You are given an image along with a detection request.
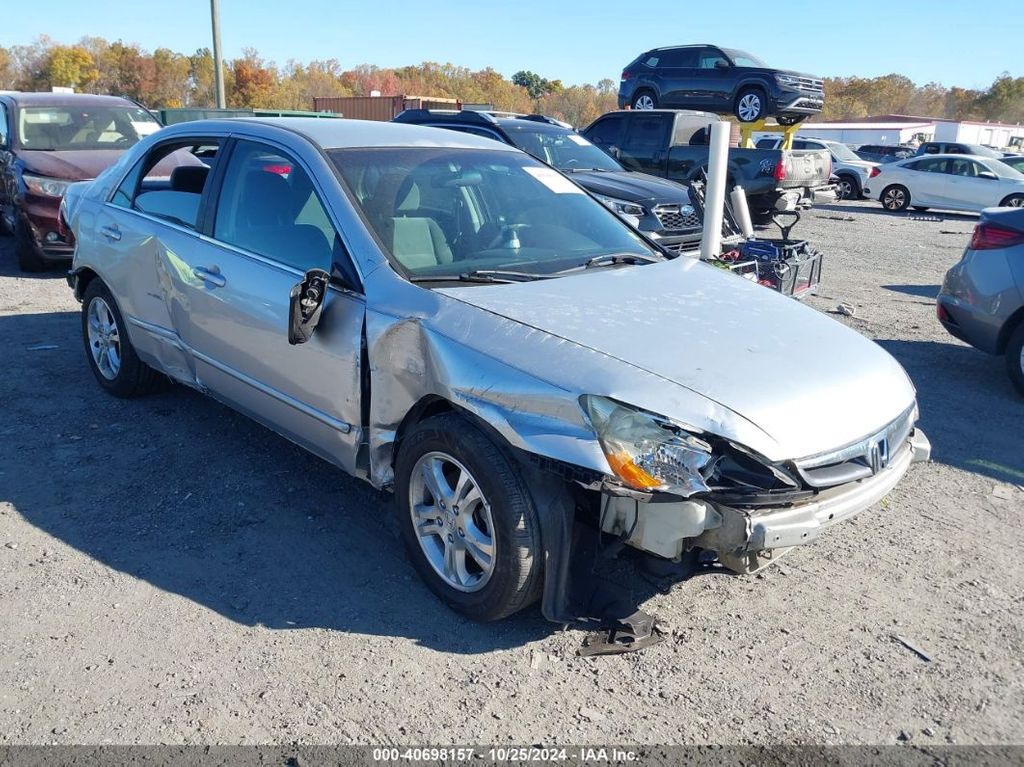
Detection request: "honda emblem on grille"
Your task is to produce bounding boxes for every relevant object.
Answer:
[868,438,890,474]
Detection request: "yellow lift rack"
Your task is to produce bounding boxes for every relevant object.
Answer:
[737,119,802,150]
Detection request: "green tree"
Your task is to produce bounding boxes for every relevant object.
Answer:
[41,45,100,91]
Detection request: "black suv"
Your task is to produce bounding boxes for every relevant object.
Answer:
[854,144,915,164]
[618,45,824,124]
[392,109,702,253]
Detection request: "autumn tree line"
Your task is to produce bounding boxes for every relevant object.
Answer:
[1,36,1022,128]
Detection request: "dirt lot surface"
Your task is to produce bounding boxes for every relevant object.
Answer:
[1,200,1022,747]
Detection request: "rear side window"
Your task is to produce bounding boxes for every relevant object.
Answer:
[110,141,220,230]
[0,102,8,146]
[585,115,626,148]
[659,48,697,67]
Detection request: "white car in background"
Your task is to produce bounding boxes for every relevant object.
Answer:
[865,153,1024,213]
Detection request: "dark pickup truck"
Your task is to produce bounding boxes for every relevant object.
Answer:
[582,110,832,222]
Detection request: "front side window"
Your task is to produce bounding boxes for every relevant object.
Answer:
[827,142,860,162]
[330,147,653,280]
[111,141,219,230]
[214,140,342,273]
[503,126,621,172]
[698,50,729,69]
[16,105,161,151]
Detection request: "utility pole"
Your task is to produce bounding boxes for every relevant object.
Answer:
[211,0,226,108]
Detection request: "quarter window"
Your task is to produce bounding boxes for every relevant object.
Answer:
[213,140,341,273]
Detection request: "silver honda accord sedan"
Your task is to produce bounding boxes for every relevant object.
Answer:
[63,118,930,622]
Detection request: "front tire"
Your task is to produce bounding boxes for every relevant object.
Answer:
[15,218,46,272]
[735,88,767,122]
[776,114,803,126]
[632,90,657,110]
[1006,322,1024,397]
[394,413,544,621]
[881,184,911,211]
[81,280,162,398]
[999,193,1024,208]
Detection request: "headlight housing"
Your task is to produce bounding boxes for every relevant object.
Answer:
[23,174,72,198]
[595,194,646,222]
[775,74,801,87]
[580,395,713,496]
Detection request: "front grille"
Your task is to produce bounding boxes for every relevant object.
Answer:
[653,204,701,231]
[792,404,917,489]
[791,77,824,93]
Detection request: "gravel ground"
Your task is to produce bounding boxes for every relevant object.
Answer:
[0,199,1022,747]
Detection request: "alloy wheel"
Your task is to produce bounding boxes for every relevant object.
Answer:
[737,93,762,121]
[634,94,655,110]
[1005,196,1024,208]
[408,451,496,593]
[837,178,855,200]
[883,187,906,210]
[86,296,122,380]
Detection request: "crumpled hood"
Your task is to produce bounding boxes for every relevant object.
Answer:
[570,170,693,206]
[19,149,127,181]
[437,258,916,460]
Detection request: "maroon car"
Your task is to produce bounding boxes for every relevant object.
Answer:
[0,93,166,271]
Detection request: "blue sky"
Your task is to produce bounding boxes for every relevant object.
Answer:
[3,0,1019,89]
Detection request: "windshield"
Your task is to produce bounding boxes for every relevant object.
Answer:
[502,126,622,172]
[16,105,161,151]
[827,142,861,162]
[330,147,654,281]
[723,49,766,68]
[964,143,1002,159]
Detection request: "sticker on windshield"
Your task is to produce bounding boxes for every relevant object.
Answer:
[567,134,589,146]
[524,166,584,194]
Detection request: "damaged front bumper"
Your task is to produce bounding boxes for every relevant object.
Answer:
[600,428,931,574]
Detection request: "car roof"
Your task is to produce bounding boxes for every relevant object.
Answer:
[901,153,996,161]
[163,117,523,152]
[1,92,142,108]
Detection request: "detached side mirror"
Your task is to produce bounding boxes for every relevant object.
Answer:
[978,171,998,180]
[288,268,330,345]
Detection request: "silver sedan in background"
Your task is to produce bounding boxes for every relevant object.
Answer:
[866,153,1024,213]
[63,119,930,623]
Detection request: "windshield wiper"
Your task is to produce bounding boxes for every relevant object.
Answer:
[409,269,550,285]
[561,167,613,173]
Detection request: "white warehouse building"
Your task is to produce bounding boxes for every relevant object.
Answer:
[795,114,1024,149]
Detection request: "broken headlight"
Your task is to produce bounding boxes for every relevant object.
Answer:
[580,395,714,497]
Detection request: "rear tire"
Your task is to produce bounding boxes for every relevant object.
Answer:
[632,90,657,110]
[81,280,162,398]
[999,193,1024,208]
[15,218,46,272]
[394,413,544,621]
[836,175,860,201]
[735,88,767,122]
[1006,322,1024,398]
[881,184,911,211]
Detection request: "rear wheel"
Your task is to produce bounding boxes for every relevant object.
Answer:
[632,90,657,110]
[1006,322,1024,397]
[14,218,46,272]
[735,88,767,122]
[81,280,162,398]
[394,413,544,621]
[881,184,911,211]
[999,193,1024,208]
[836,175,859,201]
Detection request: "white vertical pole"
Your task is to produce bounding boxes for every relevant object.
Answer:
[730,186,754,238]
[699,121,731,261]
[211,0,226,109]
